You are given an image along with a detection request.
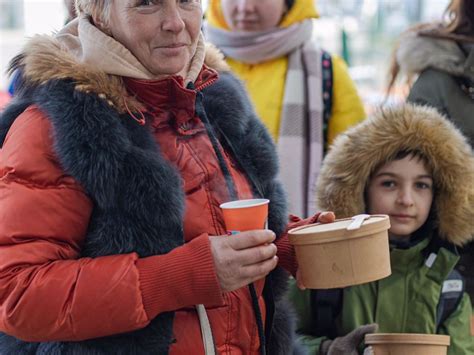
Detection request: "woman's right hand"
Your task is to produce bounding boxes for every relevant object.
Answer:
[209,230,278,292]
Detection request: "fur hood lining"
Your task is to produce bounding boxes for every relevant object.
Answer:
[317,104,474,246]
[396,27,474,80]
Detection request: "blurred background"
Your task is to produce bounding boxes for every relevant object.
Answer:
[0,0,451,110]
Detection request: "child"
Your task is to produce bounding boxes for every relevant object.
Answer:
[288,104,474,355]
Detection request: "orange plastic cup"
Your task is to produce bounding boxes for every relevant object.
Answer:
[220,199,269,234]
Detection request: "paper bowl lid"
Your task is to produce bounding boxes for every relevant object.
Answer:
[289,215,390,236]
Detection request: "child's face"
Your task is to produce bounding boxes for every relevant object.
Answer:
[367,155,434,240]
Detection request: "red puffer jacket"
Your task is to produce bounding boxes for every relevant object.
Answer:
[0,66,298,354]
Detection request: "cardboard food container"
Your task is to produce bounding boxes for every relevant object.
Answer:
[365,333,450,355]
[288,215,391,289]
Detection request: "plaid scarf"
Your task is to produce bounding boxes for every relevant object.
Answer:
[205,20,327,217]
[278,40,327,217]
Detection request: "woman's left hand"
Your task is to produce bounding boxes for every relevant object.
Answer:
[296,211,335,290]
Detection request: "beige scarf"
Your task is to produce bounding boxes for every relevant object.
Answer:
[56,15,205,85]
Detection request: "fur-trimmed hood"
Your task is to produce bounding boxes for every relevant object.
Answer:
[9,21,229,114]
[396,27,474,81]
[317,104,474,246]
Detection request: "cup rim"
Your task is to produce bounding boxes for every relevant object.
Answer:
[219,198,270,210]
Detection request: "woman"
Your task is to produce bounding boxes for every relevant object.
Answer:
[0,0,332,353]
[388,0,474,146]
[388,0,474,318]
[205,0,366,218]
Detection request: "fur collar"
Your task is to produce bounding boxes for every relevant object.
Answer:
[317,104,474,246]
[396,28,474,80]
[9,34,230,114]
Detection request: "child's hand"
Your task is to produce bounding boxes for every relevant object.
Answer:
[296,211,336,290]
[320,324,378,355]
[317,211,336,224]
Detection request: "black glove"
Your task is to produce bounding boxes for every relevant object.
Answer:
[319,324,378,355]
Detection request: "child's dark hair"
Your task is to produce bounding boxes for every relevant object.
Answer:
[391,149,429,166]
[373,149,432,179]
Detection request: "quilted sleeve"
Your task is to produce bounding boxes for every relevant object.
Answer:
[0,106,223,342]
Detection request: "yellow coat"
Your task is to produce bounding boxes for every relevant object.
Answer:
[207,0,365,144]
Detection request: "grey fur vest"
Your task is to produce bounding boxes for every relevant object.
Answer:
[0,72,302,354]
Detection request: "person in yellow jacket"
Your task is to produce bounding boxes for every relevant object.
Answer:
[206,0,365,217]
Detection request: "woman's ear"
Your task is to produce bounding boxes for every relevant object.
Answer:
[92,15,112,36]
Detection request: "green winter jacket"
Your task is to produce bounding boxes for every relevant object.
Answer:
[288,237,474,355]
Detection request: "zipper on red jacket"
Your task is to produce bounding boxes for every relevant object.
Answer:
[195,80,216,91]
[195,76,218,91]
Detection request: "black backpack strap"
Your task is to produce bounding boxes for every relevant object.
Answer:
[310,289,343,339]
[422,235,464,331]
[321,50,333,155]
[436,269,465,331]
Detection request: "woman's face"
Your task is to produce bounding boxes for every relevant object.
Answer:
[221,0,287,32]
[366,155,434,241]
[106,0,202,78]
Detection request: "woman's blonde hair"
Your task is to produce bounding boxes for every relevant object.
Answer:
[387,0,474,94]
[74,0,111,26]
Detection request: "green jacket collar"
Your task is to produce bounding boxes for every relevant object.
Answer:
[390,236,459,282]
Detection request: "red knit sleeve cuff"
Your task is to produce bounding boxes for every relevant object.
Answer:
[275,234,298,276]
[275,212,322,277]
[136,234,224,320]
